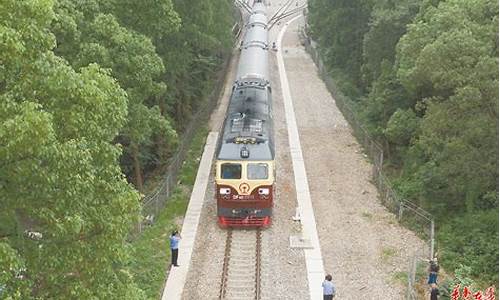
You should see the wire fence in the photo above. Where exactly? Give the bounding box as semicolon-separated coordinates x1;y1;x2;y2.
300;28;434;300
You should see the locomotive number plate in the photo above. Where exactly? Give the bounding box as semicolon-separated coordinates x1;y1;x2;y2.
232;195;255;200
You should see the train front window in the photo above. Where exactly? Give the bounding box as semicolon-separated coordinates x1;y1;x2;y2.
221;163;242;179
247;163;268;180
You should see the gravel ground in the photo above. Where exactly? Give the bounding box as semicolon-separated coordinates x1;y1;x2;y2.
280;19;426;299
180;5;425;300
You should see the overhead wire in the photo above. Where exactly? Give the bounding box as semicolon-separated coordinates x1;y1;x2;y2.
267;3;307;30
234;0;252;13
268;0;295;24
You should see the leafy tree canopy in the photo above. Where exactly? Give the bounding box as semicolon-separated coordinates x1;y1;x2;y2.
1;0;145;298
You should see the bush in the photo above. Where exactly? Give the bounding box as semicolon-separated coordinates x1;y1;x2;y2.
438;210;498;287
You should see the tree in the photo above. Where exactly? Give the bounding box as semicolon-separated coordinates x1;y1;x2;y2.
384;108;419;146
1;1;145;298
395;0;498;211
308;0;373;90
362;0;421;85
156;0;233;128
52;3;178;190
394;0;498;285
360;60;412;142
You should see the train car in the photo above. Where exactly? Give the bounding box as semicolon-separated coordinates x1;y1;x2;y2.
216;1;274;227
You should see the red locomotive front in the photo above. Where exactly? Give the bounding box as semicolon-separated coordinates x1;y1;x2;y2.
216;160;274;227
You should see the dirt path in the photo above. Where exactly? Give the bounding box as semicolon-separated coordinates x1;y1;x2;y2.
281;19;426;299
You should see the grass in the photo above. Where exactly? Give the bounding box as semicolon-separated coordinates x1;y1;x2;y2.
391;271;408;285
361;211;373;219
128;126;209;299
381;247;397;263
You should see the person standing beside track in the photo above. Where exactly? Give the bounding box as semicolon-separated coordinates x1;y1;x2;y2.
430;283;440;300
322;274;336;299
169;230;181;267
427;258;440;285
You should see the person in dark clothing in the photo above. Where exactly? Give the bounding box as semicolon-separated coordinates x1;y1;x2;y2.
322;274;336;300
427;258;440;285
430;283;439;300
169;230;181;267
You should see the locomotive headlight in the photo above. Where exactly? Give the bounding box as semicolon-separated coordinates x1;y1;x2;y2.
258;188;270;195
219;188;231;195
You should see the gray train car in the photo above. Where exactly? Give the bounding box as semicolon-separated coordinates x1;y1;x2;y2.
215;1;274;227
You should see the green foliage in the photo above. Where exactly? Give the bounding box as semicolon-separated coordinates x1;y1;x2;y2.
53;5;178;147
51;0;233;186
439;211;499;286
0;0;147;298
0;243;30;299
308;0;373;90
408;89;497;212
384;108;419;145
361;61;412;140
110;0;181;41
397;0;498;98
362;0;421;85
129;127;208;299
395;0;498;210
158;0;234;128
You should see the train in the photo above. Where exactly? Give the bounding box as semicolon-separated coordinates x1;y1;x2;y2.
215;0;274;227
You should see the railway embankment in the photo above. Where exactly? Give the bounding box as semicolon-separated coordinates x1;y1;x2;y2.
279;18;427;299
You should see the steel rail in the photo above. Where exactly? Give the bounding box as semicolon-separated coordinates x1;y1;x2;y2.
219;229;233;299
254;229;262;300
218;229;262;300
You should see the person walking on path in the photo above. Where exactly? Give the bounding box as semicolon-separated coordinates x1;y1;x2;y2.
322;274;336;300
169;230;181;267
430;283;440;300
427;258;440;285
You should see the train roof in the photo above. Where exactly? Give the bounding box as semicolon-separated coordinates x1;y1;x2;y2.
236;1;269;81
217;85;274;161
216;1;273;162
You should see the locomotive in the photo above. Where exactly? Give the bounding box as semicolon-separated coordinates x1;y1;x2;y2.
215;0;274;227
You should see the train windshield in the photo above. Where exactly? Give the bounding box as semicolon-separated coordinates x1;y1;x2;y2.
221;163;242;179
247;163;268;180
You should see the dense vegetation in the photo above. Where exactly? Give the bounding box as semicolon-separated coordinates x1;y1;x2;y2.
0;0;233;298
309;0;498;287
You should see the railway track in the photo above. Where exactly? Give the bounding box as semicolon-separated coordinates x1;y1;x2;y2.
219;229;262;300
